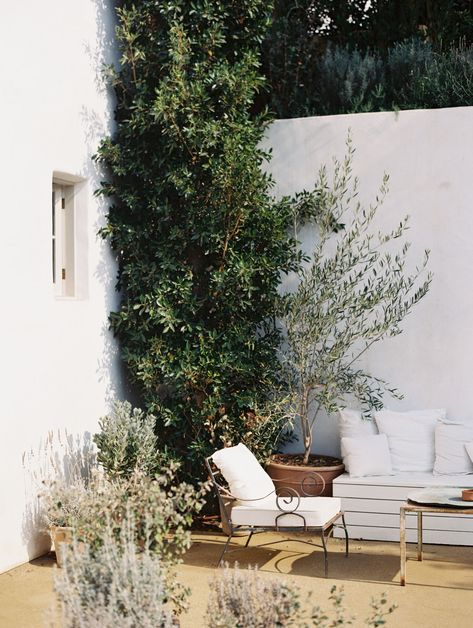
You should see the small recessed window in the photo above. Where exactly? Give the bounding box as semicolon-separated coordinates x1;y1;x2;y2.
52;181;75;296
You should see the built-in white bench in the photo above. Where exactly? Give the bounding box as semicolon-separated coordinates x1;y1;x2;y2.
333;473;473;545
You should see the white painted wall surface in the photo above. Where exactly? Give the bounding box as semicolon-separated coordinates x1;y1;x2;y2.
265;107;473;458
0;1;124;572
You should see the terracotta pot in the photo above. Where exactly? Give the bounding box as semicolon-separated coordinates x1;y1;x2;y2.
266;454;345;497
50;525;74;567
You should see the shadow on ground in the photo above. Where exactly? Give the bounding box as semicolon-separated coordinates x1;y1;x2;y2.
185;531;473;589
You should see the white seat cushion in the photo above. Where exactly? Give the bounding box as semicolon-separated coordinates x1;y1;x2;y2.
231;496;341;528
211;443;276;506
334;471;473;487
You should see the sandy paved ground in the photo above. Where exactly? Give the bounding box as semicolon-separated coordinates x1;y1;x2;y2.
1;532;473;627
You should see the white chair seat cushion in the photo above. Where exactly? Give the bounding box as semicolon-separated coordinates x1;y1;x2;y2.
211;443;276;506
231;496;341;528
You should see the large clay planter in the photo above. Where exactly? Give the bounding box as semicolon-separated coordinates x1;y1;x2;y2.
50;525;74;567
266;454;345;497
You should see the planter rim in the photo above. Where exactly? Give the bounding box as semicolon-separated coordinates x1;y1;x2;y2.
267;455;344;473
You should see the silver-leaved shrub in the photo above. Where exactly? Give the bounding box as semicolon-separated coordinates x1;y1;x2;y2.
206;564;396;628
53;516;182;627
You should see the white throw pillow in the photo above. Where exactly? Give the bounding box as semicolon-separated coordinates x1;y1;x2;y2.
339;409;377;472
375;408;446;472
340;434;393;478
211;443;275;506
338;408;378;439
465;442;473;466
434;421;473;475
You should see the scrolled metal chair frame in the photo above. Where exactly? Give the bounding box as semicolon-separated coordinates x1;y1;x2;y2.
205;457;349;577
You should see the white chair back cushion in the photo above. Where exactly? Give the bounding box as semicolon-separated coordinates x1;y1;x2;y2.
375;408;446;472
211;443;275;506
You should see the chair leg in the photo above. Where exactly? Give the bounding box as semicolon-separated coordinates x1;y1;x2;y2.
321;529;329;577
218;533;233;567
341;514;349;558
245;530;254;548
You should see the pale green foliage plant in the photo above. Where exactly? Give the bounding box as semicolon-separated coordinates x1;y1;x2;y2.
206;564;396;627
281;138;432;463
94;401;164;478
42;466;208;562
53;516;182;627
206;564;303;627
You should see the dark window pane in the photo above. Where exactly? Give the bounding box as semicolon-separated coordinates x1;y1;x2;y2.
52;189;55;236
52;239;56;284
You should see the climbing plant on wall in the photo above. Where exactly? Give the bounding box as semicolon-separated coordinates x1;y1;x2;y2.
95;0;313;477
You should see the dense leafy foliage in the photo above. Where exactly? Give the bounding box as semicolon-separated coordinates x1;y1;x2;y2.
95;1;313;476
265;1;473;117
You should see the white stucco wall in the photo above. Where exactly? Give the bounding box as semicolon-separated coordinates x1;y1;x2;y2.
0;1;124;572
265;107;473;457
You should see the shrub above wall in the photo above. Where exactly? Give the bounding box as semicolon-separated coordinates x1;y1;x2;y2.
264;0;473;118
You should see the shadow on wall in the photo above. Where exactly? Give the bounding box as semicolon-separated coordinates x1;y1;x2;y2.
82;0;137;406
22;431;96;561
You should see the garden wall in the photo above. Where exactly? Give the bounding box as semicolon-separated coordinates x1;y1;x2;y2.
265;107;473;457
0;2;124;572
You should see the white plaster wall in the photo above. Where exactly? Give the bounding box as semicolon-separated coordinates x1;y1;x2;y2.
265;107;473;457
0;1;124;572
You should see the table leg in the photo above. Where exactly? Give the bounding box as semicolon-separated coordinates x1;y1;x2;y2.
417;512;423;561
400;507;406;586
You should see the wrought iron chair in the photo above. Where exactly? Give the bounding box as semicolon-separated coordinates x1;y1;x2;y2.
205;456;349;577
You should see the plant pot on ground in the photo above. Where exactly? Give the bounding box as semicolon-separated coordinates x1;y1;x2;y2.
271;141;431;496
50;525;74;567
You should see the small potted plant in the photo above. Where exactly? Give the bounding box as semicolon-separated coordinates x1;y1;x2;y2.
266;143;431;496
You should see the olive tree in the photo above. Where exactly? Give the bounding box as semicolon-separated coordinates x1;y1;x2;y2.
280;141;432;464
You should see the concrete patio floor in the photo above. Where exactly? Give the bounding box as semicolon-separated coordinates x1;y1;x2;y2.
1;531;473;627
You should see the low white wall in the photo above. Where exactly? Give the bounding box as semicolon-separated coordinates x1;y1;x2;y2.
0;1;124;572
265;107;473;457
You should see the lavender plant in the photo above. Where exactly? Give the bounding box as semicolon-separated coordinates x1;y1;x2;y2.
53;517;183;627
43;466;208;562
206;564;396;628
94;401;165;478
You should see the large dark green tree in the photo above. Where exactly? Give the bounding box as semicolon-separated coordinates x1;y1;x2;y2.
96;1;307;476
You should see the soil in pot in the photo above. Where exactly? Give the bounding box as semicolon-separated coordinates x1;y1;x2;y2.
266;454;344;497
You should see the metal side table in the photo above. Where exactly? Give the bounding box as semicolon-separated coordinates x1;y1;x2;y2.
400;488;473;586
